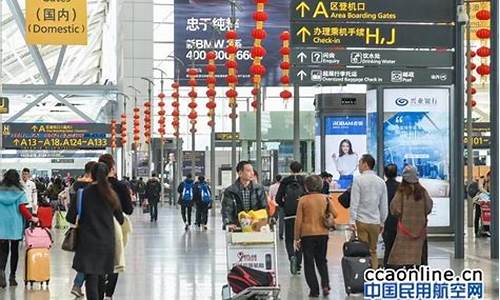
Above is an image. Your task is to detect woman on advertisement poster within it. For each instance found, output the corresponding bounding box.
[331,139,358,189]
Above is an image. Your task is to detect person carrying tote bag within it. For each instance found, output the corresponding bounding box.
[387,166,433,268]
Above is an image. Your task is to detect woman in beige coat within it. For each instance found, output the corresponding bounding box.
[388,166,433,268]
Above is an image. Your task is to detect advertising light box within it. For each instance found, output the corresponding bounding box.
[383,88,450,227]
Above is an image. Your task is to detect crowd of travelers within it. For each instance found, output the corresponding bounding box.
[0,151,490,299]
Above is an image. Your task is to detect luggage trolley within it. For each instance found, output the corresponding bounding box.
[222,231,280,300]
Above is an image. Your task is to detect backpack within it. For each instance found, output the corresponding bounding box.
[146,180,161,200]
[200,182,211,204]
[227,265,274,294]
[182,181,194,204]
[283,176,306,216]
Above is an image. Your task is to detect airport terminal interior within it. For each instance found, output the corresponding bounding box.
[0,0,499,299]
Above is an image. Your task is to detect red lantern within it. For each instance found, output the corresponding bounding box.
[280,62,290,70]
[207,120,215,127]
[251,28,267,39]
[280,75,290,85]
[467,51,476,58]
[171,92,179,98]
[158,110,166,116]
[251,46,267,58]
[476,46,490,57]
[225,30,238,40]
[476,10,490,21]
[207,51,217,60]
[187,68,198,76]
[225,60,238,69]
[252,11,269,22]
[158,101,165,107]
[172,101,180,108]
[226,75,238,84]
[229,112,238,119]
[250,64,266,76]
[188,102,198,109]
[188,91,198,98]
[206,101,217,110]
[469,75,477,83]
[280,31,290,41]
[476,64,490,76]
[188,79,197,87]
[469,100,477,107]
[206,89,216,97]
[476,29,490,39]
[468,87,477,95]
[172,120,180,127]
[280,90,292,99]
[188,111,198,119]
[225,45,238,54]
[171,82,179,89]
[468,62,477,70]
[251,88,259,96]
[280,47,290,55]
[172,110,179,117]
[226,89,238,98]
[254,0,268,4]
[206,64,217,73]
[251,100,258,108]
[158,92,165,99]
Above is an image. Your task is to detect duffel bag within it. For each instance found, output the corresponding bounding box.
[227,265,273,294]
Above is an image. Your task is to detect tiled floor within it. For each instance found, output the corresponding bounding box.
[0,206,498,300]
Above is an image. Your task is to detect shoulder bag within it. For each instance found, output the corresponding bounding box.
[323,196,336,230]
[62,188,83,252]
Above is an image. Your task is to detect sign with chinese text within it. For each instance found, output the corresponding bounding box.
[215,132,240,141]
[293,67,453,85]
[174,0,289,86]
[182,151,206,176]
[2,123,110,150]
[0,97,9,114]
[25,0,88,45]
[292,49,454,67]
[291,0,455,23]
[291,23,454,48]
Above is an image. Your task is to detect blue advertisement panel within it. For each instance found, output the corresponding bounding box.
[384,88,450,227]
[324,116,367,189]
[174,0,289,86]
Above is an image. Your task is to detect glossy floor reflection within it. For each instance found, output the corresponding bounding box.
[0,206,498,300]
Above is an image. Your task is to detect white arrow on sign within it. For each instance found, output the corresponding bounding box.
[297,70,307,80]
[297,51,307,63]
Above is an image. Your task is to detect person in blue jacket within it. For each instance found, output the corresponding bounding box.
[0,170,38,288]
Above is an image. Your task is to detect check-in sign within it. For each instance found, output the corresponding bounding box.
[25,0,88,45]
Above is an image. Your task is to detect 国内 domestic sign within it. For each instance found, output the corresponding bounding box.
[293,67,454,85]
[25,0,88,45]
[290,0,455,23]
[291,49,454,68]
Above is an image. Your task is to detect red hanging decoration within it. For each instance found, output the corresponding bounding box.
[476,9,490,21]
[225,29,239,118]
[476,64,490,76]
[206,50,217,128]
[279,31,292,104]
[171,82,180,138]
[143,102,151,144]
[133,107,140,144]
[187,67,198,133]
[110,119,117,151]
[120,113,127,146]
[250,0,268,110]
[158,91,166,140]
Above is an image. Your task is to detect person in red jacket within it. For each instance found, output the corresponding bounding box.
[0,169,38,288]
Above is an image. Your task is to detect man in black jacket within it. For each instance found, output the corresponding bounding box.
[275,161,306,274]
[145,173,162,222]
[382,164,400,267]
[221,161,267,231]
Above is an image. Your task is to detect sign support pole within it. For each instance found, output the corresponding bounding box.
[230,0,237,182]
[256,87,262,181]
[490,0,499,259]
[453,0,465,259]
[293,84,300,162]
[376,86,384,177]
[465,1,474,228]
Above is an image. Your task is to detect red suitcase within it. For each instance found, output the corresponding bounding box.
[36,206,53,229]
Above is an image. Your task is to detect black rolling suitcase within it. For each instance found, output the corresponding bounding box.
[341,231,371,295]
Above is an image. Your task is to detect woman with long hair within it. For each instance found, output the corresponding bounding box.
[387,166,433,268]
[331,139,358,189]
[66,162,124,300]
[0,170,38,288]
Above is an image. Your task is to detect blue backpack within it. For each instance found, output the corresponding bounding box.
[200,183,211,204]
[182,181,194,204]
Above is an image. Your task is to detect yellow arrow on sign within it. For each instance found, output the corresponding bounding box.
[296,2,310,18]
[296,26,311,43]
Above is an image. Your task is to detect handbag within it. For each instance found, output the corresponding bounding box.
[322,196,336,230]
[338,188,351,208]
[61,188,83,252]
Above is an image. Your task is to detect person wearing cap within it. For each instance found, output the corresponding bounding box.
[349,154,388,269]
[387,166,433,268]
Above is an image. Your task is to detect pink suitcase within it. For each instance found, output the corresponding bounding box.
[25,226,53,249]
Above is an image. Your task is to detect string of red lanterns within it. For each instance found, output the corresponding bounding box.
[187,68,198,133]
[143,102,151,144]
[250,0,268,109]
[110,119,117,151]
[171,82,180,138]
[120,112,127,146]
[475,6,490,83]
[133,106,141,145]
[279,31,292,104]
[158,91,166,140]
[225,30,239,120]
[206,51,217,128]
